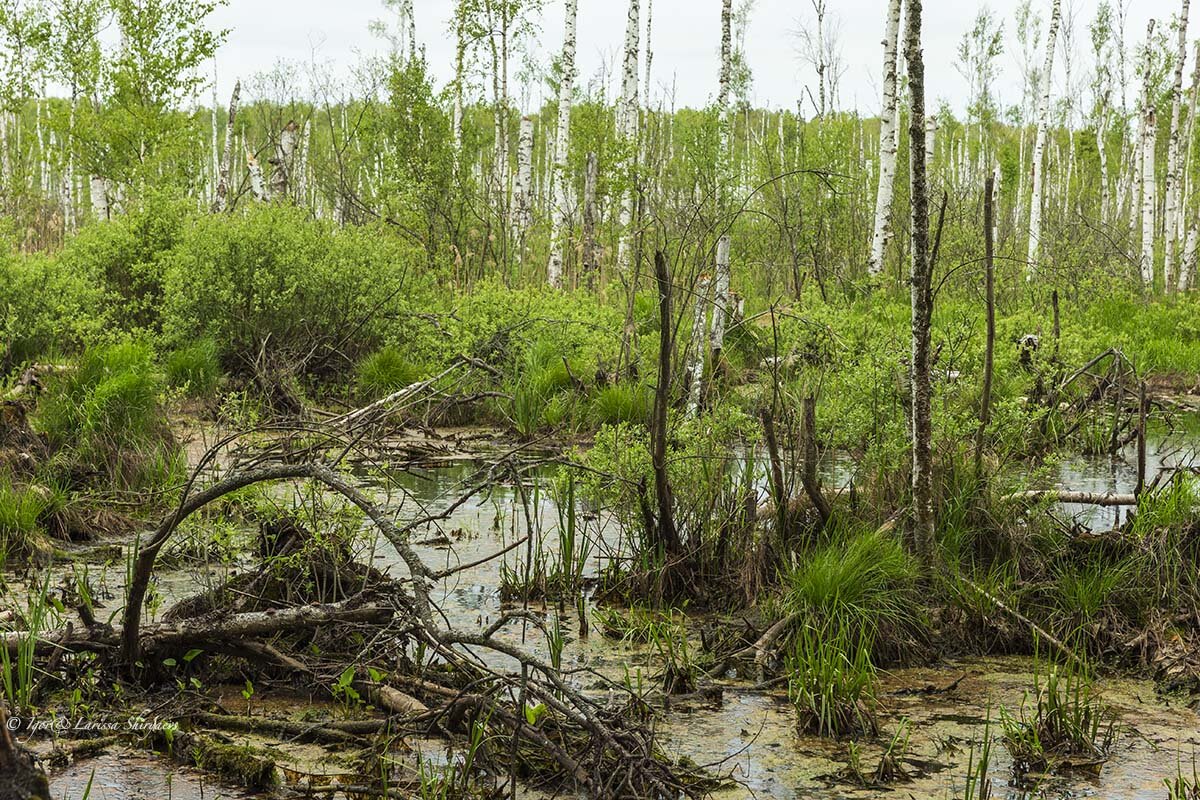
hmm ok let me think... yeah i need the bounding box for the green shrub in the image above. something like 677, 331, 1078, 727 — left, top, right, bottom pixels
161, 204, 427, 380
355, 347, 421, 400
166, 339, 222, 396
56, 196, 188, 334
0, 242, 106, 371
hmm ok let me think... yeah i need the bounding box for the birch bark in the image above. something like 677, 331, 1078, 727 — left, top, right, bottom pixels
546, 0, 578, 288
1164, 0, 1191, 289
1027, 0, 1063, 275
868, 0, 904, 277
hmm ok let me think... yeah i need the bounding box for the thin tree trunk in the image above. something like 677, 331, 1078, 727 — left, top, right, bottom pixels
905, 0, 935, 565
685, 275, 710, 417
868, 0, 904, 278
1027, 0, 1063, 275
1141, 106, 1158, 287
975, 170, 997, 481
709, 235, 731, 363
247, 146, 267, 202
582, 151, 598, 288
270, 120, 298, 200
1179, 44, 1200, 291
511, 116, 535, 261
1165, 0, 1191, 290
547, 0, 579, 288
212, 80, 241, 213
616, 0, 641, 277
708, 0, 734, 371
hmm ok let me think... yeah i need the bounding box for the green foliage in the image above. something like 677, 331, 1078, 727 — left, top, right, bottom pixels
165, 338, 222, 396
57, 197, 189, 333
787, 622, 878, 739
590, 383, 652, 427
161, 204, 425, 378
0, 476, 51, 565
0, 240, 105, 369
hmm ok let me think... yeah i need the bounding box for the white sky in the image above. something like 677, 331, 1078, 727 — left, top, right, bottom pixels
208, 0, 1185, 115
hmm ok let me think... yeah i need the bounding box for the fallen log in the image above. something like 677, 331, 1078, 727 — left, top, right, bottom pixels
2, 600, 393, 659
1002, 490, 1138, 507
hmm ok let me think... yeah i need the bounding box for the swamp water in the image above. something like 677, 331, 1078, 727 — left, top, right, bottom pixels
31, 432, 1200, 799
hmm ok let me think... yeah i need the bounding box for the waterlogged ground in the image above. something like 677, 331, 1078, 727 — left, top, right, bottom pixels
23, 425, 1200, 799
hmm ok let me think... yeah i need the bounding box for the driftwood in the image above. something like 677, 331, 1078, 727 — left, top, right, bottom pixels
3, 599, 392, 658
1002, 490, 1139, 507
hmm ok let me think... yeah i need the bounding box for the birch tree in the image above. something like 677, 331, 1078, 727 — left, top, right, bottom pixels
615, 0, 640, 276
1027, 0, 1062, 275
905, 0, 934, 565
867, 0, 903, 277
546, 0, 578, 288
1164, 0, 1190, 289
710, 0, 733, 365
1140, 20, 1158, 288
211, 79, 239, 212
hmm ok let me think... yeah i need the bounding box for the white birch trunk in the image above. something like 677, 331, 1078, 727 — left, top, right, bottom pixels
511, 116, 535, 255
247, 147, 268, 203
547, 0, 579, 288
1164, 0, 1191, 289
1027, 0, 1063, 275
1141, 107, 1158, 286
1178, 45, 1200, 291
868, 0, 904, 277
212, 80, 241, 213
685, 275, 711, 417
89, 175, 109, 221
710, 235, 731, 357
1097, 95, 1110, 224
270, 120, 298, 199
615, 0, 641, 276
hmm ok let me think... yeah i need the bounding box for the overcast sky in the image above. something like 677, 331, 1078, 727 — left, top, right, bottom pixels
208, 0, 1185, 115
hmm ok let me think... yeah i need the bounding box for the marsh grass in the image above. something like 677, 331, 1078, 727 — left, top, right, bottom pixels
787, 622, 878, 738
165, 338, 222, 396
1000, 657, 1116, 776
0, 476, 52, 565
37, 342, 177, 490
355, 346, 421, 400
1165, 757, 1200, 800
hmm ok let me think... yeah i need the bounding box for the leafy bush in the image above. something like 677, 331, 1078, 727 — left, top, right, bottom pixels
56, 196, 188, 334
161, 204, 427, 380
0, 243, 106, 371
165, 339, 223, 396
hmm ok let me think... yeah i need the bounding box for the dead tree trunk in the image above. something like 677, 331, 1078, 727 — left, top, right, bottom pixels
651, 251, 683, 559
905, 0, 935, 564
975, 170, 997, 481
582, 151, 599, 288
269, 120, 298, 200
